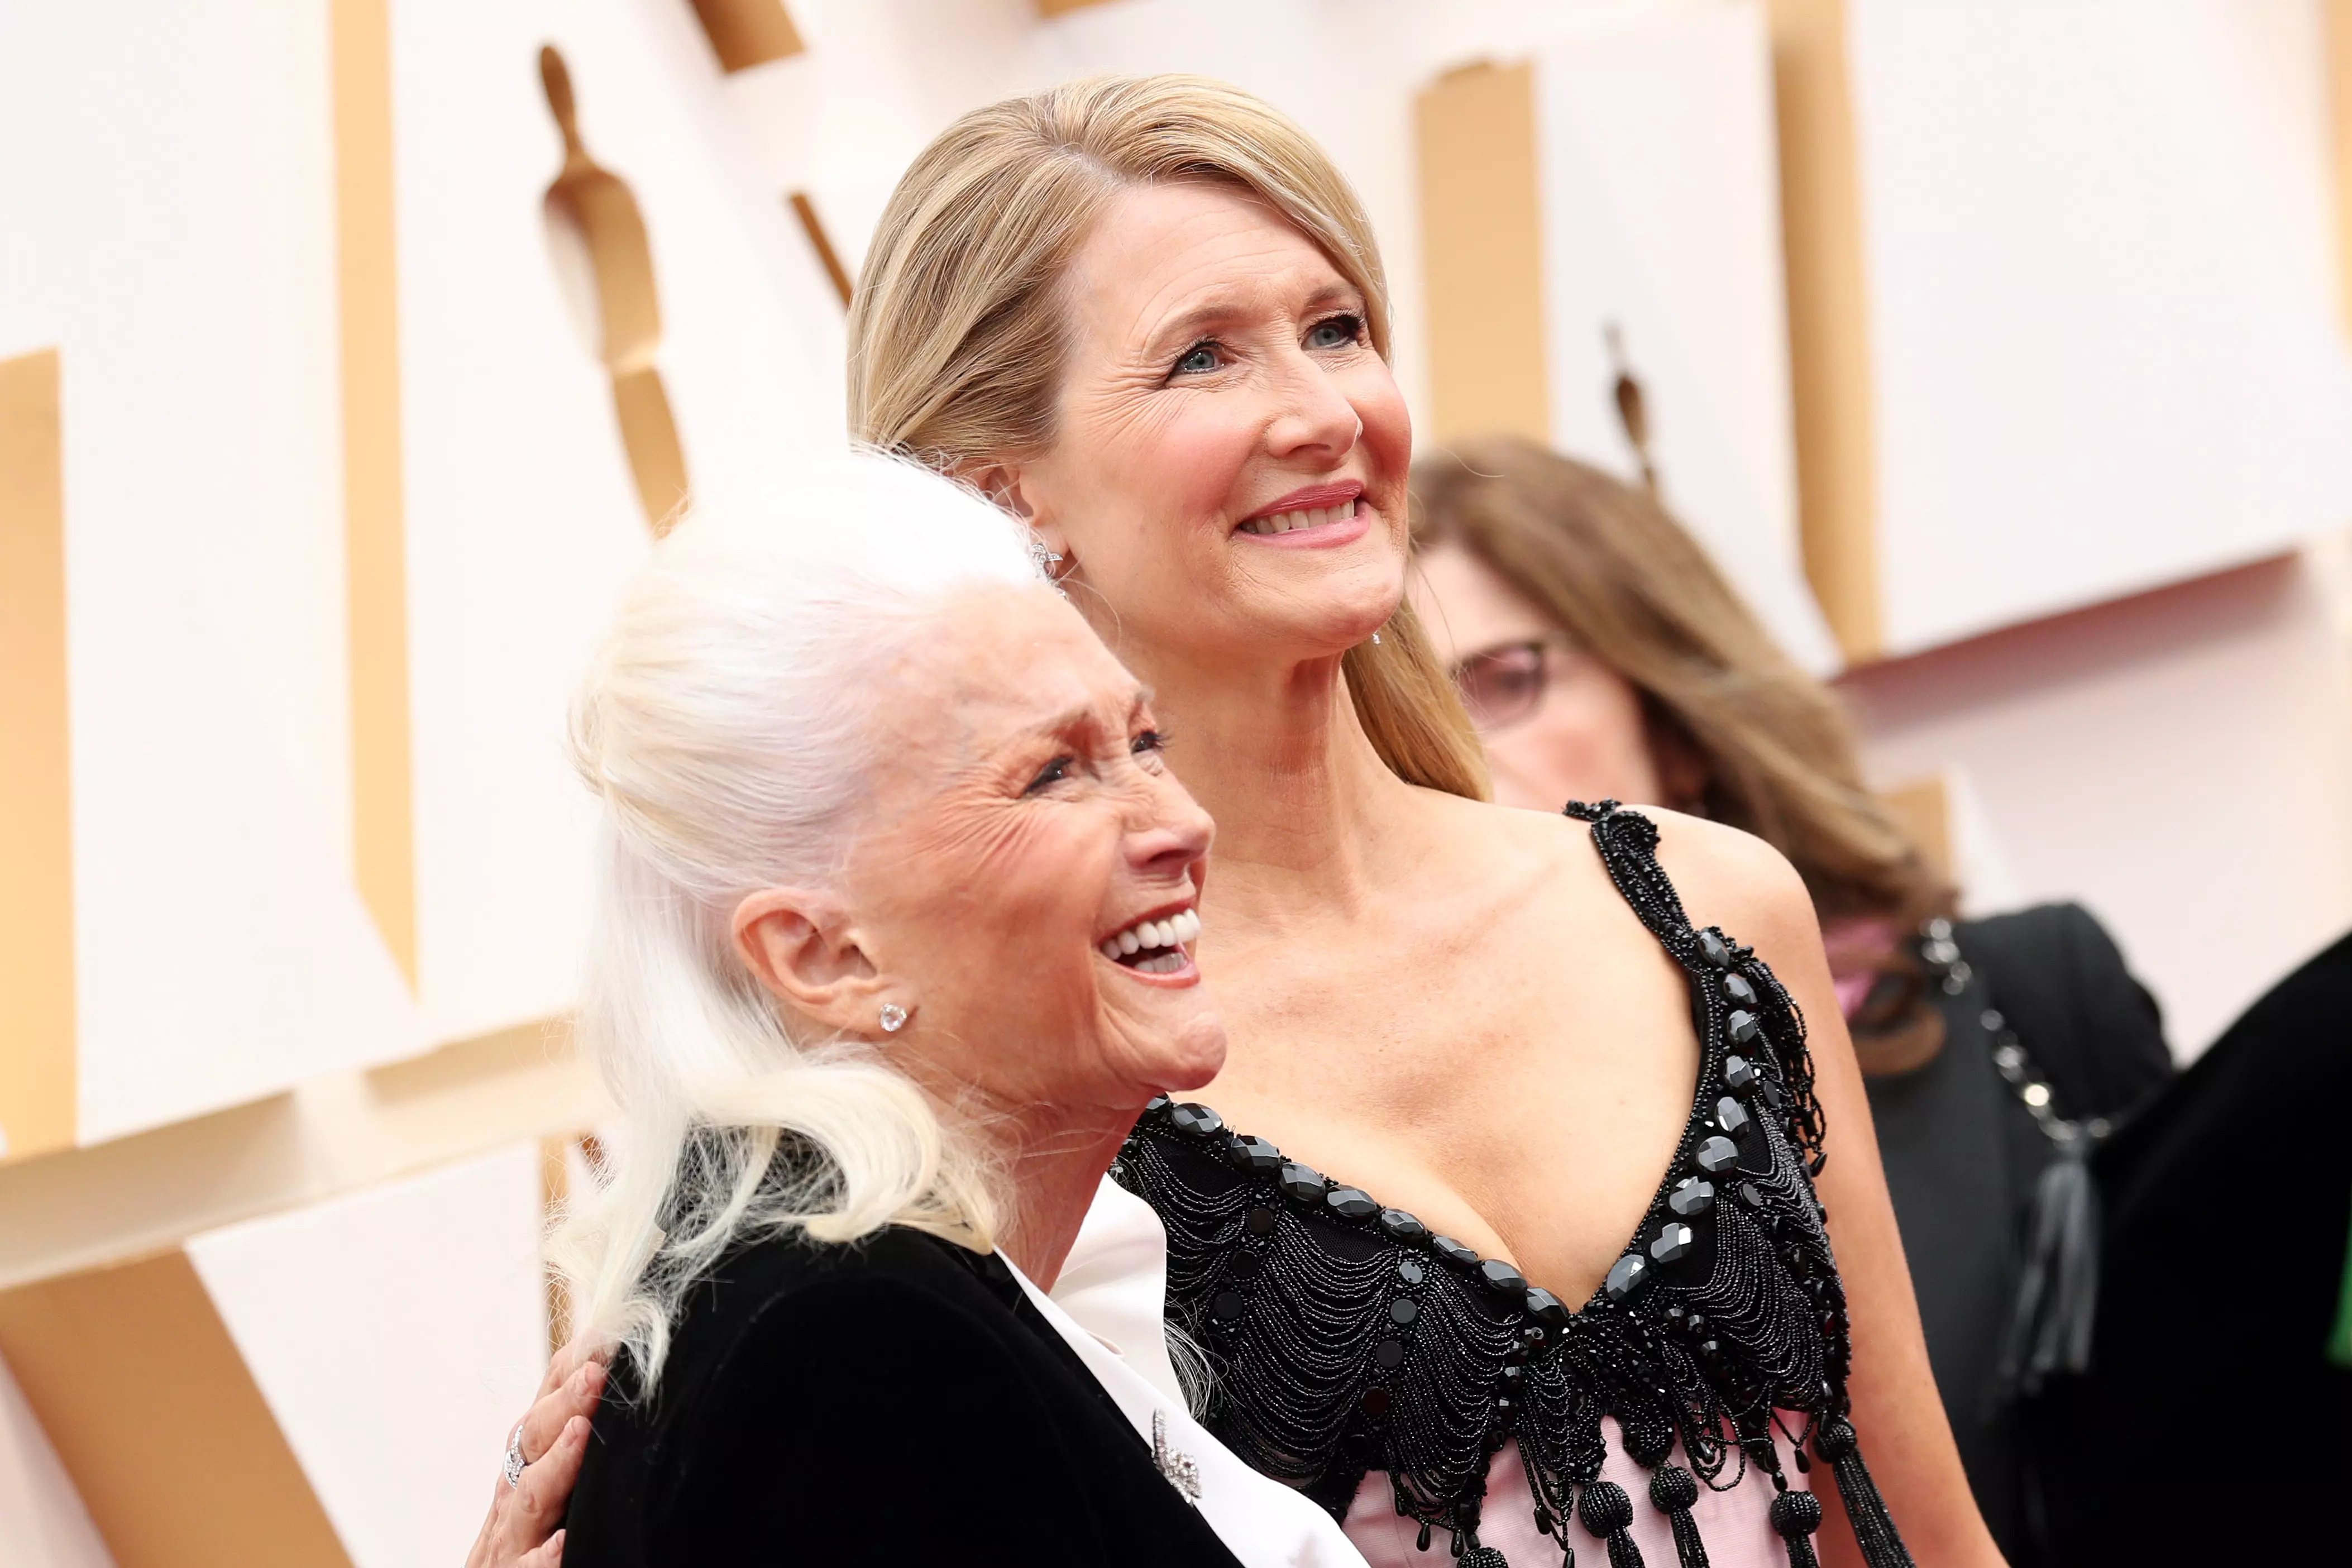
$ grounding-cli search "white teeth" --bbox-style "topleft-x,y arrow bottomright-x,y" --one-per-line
1100,907 -> 1202,965
1239,501 -> 1353,536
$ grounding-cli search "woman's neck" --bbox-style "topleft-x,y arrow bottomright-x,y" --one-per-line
985,1103 -> 1134,1290
1142,644 -> 1413,925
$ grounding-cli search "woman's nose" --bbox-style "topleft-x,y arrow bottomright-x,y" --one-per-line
1265,346 -> 1362,460
1131,781 -> 1215,874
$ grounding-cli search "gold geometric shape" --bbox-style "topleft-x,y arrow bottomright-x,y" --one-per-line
0,1250 -> 353,1568
541,45 -> 691,534
1416,60 -> 1552,447
333,0 -> 419,989
1765,0 -> 1883,663
788,190 -> 855,308
687,0 -> 804,73
0,347 -> 76,1165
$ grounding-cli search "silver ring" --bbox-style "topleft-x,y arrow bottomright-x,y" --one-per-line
502,1422 -> 527,1489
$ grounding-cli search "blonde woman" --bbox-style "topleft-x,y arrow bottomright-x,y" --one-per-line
1408,437 -> 2169,1561
484,77 -> 2000,1568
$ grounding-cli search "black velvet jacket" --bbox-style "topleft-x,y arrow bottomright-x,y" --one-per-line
562,1223 -> 1245,1567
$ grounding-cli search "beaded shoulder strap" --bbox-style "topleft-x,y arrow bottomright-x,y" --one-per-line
1566,800 -> 1828,1173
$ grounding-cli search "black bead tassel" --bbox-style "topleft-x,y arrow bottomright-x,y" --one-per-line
1647,1465 -> 1709,1568
1577,1481 -> 1646,1568
1814,1421 -> 1915,1568
1768,1490 -> 1822,1568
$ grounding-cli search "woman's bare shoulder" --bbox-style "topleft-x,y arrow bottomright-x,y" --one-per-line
1641,807 -> 1825,977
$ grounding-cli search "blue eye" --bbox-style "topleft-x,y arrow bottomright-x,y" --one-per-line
1172,342 -> 1218,376
1307,314 -> 1362,350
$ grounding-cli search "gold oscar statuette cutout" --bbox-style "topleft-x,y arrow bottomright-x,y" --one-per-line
541,45 -> 690,535
0,347 -> 77,1164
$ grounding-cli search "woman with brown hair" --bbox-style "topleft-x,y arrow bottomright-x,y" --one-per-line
1408,434 -> 2173,1563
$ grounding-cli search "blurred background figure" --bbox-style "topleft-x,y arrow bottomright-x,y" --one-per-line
1408,434 -> 2175,1564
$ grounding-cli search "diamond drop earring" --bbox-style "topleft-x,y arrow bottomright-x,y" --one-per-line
878,1002 -> 908,1034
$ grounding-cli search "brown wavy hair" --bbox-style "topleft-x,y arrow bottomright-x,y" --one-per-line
848,73 -> 1488,803
1411,434 -> 1951,956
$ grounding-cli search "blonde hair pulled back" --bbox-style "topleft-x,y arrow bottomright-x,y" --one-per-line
850,73 -> 1488,801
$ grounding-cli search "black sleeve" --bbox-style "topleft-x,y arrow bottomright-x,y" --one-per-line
647,1271 -> 1138,1565
1959,902 -> 2173,1120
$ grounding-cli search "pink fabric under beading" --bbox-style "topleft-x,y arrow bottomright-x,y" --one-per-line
1341,1418 -> 1811,1568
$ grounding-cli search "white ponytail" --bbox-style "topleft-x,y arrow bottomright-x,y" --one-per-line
548,451 -> 1044,1387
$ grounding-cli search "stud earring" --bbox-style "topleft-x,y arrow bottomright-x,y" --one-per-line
1026,534 -> 1063,576
878,1002 -> 908,1034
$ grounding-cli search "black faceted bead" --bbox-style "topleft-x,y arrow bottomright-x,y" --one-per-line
1212,1290 -> 1246,1322
1361,1387 -> 1392,1419
1523,1287 -> 1570,1328
1724,1053 -> 1758,1092
1143,1094 -> 1172,1116
1663,1303 -> 1690,1331
1603,1253 -> 1651,1302
1245,1206 -> 1278,1236
1389,1298 -> 1419,1326
1226,1251 -> 1262,1280
1723,973 -> 1759,1008
1649,1222 -> 1696,1266
1375,1338 -> 1406,1369
1431,1236 -> 1480,1269
1169,1102 -> 1223,1137
1698,929 -> 1733,969
1669,1177 -> 1715,1217
1231,1134 -> 1283,1173
1695,1135 -> 1739,1174
1684,1311 -> 1709,1337
1716,1097 -> 1752,1138
1476,1259 -> 1528,1297
1739,1181 -> 1765,1210
1397,1257 -> 1426,1285
1727,1010 -> 1762,1048
1498,1363 -> 1524,1386
1278,1161 -> 1325,1203
1326,1185 -> 1378,1221
1379,1208 -> 1430,1244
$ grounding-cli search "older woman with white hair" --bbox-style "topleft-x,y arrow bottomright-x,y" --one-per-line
530,455 -> 1365,1567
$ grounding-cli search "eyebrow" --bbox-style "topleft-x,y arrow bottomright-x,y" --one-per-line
1144,281 -> 1365,355
1027,685 -> 1154,740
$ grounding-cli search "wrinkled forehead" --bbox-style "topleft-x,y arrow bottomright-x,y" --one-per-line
1065,181 -> 1357,342
865,584 -> 1131,758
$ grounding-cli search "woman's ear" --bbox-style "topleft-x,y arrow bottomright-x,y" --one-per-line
961,460 -> 1071,563
732,888 -> 892,1034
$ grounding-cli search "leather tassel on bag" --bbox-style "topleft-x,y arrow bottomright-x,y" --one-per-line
1992,1132 -> 2100,1403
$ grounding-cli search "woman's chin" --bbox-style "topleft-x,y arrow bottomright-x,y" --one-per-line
1110,1010 -> 1228,1097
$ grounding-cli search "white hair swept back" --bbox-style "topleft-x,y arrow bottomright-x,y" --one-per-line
548,450 -> 1045,1388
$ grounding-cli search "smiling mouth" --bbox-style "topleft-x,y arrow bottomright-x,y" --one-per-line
1236,499 -> 1358,536
1098,907 -> 1201,976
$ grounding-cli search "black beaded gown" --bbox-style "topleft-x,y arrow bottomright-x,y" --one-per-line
1112,803 -> 1916,1568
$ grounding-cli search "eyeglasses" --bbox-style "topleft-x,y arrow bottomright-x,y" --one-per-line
1450,638 -> 1562,733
